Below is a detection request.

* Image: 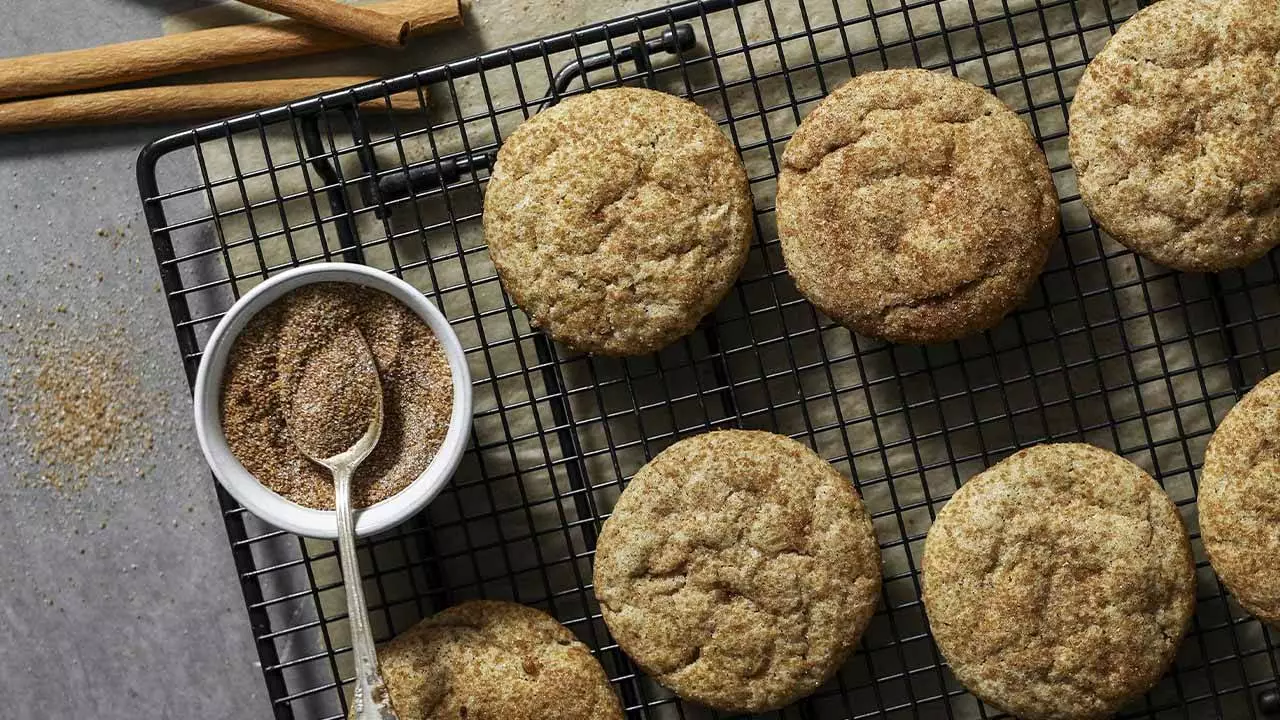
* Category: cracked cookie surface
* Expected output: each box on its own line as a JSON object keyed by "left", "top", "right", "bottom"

{"left": 1201, "top": 371, "right": 1280, "bottom": 626}
{"left": 361, "top": 600, "right": 622, "bottom": 720}
{"left": 776, "top": 69, "right": 1059, "bottom": 344}
{"left": 922, "top": 443, "right": 1196, "bottom": 720}
{"left": 592, "top": 430, "right": 882, "bottom": 713}
{"left": 483, "top": 87, "right": 753, "bottom": 356}
{"left": 1069, "top": 0, "right": 1280, "bottom": 271}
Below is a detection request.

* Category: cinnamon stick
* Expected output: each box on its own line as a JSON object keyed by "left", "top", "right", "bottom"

{"left": 0, "top": 77, "right": 425, "bottom": 134}
{"left": 235, "top": 0, "right": 410, "bottom": 49}
{"left": 0, "top": 0, "right": 461, "bottom": 102}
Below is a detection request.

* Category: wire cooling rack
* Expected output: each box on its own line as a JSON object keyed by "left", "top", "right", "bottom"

{"left": 137, "top": 0, "right": 1280, "bottom": 717}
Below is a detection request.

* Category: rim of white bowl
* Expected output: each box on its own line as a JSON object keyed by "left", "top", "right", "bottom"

{"left": 192, "top": 263, "right": 472, "bottom": 539}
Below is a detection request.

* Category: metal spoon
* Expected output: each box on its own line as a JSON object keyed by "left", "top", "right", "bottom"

{"left": 291, "top": 335, "right": 399, "bottom": 720}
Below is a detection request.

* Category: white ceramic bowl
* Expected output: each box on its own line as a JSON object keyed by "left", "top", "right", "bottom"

{"left": 193, "top": 263, "right": 472, "bottom": 539}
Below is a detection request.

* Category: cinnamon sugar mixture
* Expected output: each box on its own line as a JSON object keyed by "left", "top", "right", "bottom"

{"left": 220, "top": 283, "right": 453, "bottom": 509}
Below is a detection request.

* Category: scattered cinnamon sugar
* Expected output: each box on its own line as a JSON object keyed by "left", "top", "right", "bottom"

{"left": 1, "top": 325, "right": 158, "bottom": 494}
{"left": 220, "top": 283, "right": 453, "bottom": 509}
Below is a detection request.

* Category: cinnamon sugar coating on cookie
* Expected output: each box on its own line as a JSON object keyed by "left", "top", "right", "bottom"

{"left": 1201, "top": 371, "right": 1280, "bottom": 626}
{"left": 363, "top": 601, "right": 622, "bottom": 720}
{"left": 922, "top": 443, "right": 1195, "bottom": 720}
{"left": 484, "top": 87, "right": 753, "bottom": 356}
{"left": 1069, "top": 0, "right": 1280, "bottom": 271}
{"left": 777, "top": 69, "right": 1059, "bottom": 344}
{"left": 593, "top": 430, "right": 881, "bottom": 713}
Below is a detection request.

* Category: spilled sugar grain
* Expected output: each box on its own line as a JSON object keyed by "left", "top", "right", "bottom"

{"left": 1, "top": 247, "right": 164, "bottom": 496}
{"left": 1, "top": 325, "right": 159, "bottom": 493}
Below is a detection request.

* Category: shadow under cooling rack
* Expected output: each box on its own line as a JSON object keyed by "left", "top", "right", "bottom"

{"left": 137, "top": 0, "right": 1280, "bottom": 717}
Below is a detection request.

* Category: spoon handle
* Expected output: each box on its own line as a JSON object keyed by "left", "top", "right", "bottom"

{"left": 334, "top": 467, "right": 399, "bottom": 720}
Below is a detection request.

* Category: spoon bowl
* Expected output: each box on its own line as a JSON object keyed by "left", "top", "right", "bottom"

{"left": 292, "top": 330, "right": 386, "bottom": 475}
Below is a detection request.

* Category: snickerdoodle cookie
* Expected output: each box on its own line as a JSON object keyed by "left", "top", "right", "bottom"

{"left": 1069, "top": 0, "right": 1280, "bottom": 271}
{"left": 776, "top": 69, "right": 1059, "bottom": 344}
{"left": 484, "top": 87, "right": 753, "bottom": 356}
{"left": 592, "top": 430, "right": 881, "bottom": 713}
{"left": 359, "top": 600, "right": 622, "bottom": 720}
{"left": 922, "top": 443, "right": 1196, "bottom": 720}
{"left": 1201, "top": 371, "right": 1280, "bottom": 626}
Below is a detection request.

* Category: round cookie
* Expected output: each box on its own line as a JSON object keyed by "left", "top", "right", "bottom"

{"left": 776, "top": 69, "right": 1059, "bottom": 344}
{"left": 361, "top": 600, "right": 622, "bottom": 720}
{"left": 484, "top": 87, "right": 754, "bottom": 356}
{"left": 922, "top": 443, "right": 1196, "bottom": 720}
{"left": 1068, "top": 0, "right": 1280, "bottom": 271}
{"left": 1201, "top": 371, "right": 1280, "bottom": 626}
{"left": 592, "top": 430, "right": 882, "bottom": 713}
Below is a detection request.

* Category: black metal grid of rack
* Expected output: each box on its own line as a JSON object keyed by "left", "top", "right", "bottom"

{"left": 137, "top": 0, "right": 1280, "bottom": 717}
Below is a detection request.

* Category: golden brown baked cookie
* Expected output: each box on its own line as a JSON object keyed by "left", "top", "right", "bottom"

{"left": 1069, "top": 0, "right": 1280, "bottom": 271}
{"left": 776, "top": 69, "right": 1059, "bottom": 344}
{"left": 1201, "top": 371, "right": 1280, "bottom": 626}
{"left": 483, "top": 87, "right": 753, "bottom": 356}
{"left": 592, "top": 430, "right": 882, "bottom": 713}
{"left": 359, "top": 600, "right": 622, "bottom": 720}
{"left": 922, "top": 443, "right": 1196, "bottom": 720}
